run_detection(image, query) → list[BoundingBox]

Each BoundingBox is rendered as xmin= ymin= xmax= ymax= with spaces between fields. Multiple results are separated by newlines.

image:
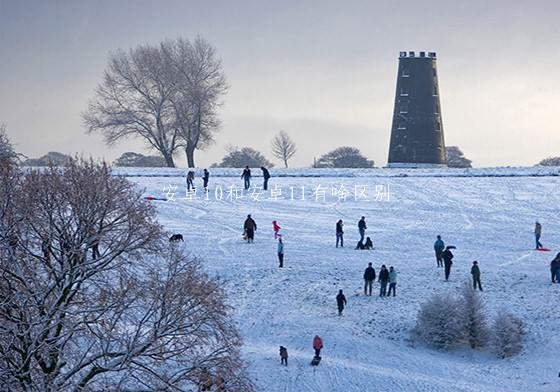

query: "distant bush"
xmin=537 ymin=156 xmax=560 ymax=166
xmin=213 ymin=146 xmax=273 ymax=168
xmin=22 ymin=151 xmax=72 ymax=167
xmin=446 ymin=146 xmax=472 ymax=168
xmin=113 ymin=152 xmax=167 ymax=167
xmin=0 ymin=124 xmax=21 ymax=166
xmin=492 ymin=311 xmax=526 ymax=358
xmin=313 ymin=147 xmax=374 ymax=168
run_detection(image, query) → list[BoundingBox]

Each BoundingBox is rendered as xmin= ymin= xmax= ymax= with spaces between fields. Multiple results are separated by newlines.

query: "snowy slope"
xmin=130 ymin=170 xmax=560 ymax=392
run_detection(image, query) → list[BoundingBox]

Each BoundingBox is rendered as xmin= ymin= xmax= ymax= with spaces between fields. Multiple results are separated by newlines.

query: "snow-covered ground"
xmin=130 ymin=169 xmax=560 ymax=392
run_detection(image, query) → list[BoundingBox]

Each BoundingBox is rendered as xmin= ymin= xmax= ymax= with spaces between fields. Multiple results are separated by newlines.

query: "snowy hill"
xmin=130 ymin=169 xmax=560 ymax=392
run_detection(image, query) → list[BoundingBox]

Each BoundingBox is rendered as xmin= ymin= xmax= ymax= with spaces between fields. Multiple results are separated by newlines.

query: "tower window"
xmin=400 ymin=101 xmax=408 ymax=114
xmin=400 ymin=88 xmax=409 ymax=97
xmin=401 ymin=68 xmax=410 ymax=77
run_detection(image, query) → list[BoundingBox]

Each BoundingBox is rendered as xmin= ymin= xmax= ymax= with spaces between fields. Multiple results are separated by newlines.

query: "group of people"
xmin=186 ymin=169 xmax=209 ymax=192
xmin=335 ymin=217 xmax=374 ymax=250
xmin=185 ymin=166 xmax=272 ymax=194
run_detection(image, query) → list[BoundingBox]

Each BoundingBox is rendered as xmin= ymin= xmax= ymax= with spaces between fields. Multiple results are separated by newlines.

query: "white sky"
xmin=1 ymin=0 xmax=559 ymax=167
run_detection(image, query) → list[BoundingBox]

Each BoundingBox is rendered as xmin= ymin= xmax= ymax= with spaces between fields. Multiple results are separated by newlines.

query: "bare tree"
xmin=161 ymin=37 xmax=228 ymax=168
xmin=0 ymin=160 xmax=253 ymax=391
xmin=83 ymin=45 xmax=180 ymax=167
xmin=0 ymin=124 xmax=22 ymax=166
xmin=271 ymin=130 xmax=297 ymax=168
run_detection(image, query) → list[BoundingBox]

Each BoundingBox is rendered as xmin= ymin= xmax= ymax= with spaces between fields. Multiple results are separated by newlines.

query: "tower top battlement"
xmin=399 ymin=51 xmax=437 ymax=59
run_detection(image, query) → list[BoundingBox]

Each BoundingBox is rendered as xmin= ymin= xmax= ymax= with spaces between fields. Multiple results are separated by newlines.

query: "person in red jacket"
xmin=272 ymin=220 xmax=281 ymax=239
xmin=313 ymin=335 xmax=323 ymax=358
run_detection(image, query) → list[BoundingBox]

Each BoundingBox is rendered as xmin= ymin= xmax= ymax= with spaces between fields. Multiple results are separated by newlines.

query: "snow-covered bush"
xmin=412 ymin=293 xmax=465 ymax=349
xmin=461 ymin=283 xmax=490 ymax=349
xmin=492 ymin=311 xmax=526 ymax=358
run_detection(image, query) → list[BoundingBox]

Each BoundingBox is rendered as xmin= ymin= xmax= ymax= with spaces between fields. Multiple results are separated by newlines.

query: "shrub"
xmin=492 ymin=311 xmax=526 ymax=358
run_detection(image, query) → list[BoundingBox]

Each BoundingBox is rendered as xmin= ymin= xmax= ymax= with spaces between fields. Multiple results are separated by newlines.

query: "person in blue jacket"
xmin=434 ymin=235 xmax=445 ymax=267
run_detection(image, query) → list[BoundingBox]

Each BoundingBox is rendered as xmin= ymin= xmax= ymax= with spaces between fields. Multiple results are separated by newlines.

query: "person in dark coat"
xmin=358 ymin=216 xmax=367 ymax=243
xmin=471 ymin=260 xmax=482 ymax=291
xmin=336 ymin=219 xmax=344 ymax=248
xmin=378 ymin=265 xmax=389 ymax=297
xmin=243 ymin=214 xmax=257 ymax=243
xmin=364 ymin=237 xmax=373 ymax=250
xmin=261 ymin=167 xmax=271 ymax=190
xmin=277 ymin=236 xmax=284 ymax=268
xmin=363 ymin=262 xmax=376 ymax=296
xmin=279 ymin=346 xmax=288 ymax=366
xmin=535 ymin=221 xmax=543 ymax=250
xmin=551 ymin=253 xmax=560 ymax=283
xmin=336 ymin=289 xmax=347 ymax=316
xmin=202 ymin=169 xmax=209 ymax=192
xmin=241 ymin=166 xmax=251 ymax=190
xmin=442 ymin=246 xmax=455 ymax=281
xmin=434 ymin=235 xmax=445 ymax=267
xmin=186 ymin=171 xmax=195 ymax=191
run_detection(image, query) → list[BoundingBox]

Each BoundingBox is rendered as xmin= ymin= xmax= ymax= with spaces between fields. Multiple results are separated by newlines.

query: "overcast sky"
xmin=1 ymin=0 xmax=559 ymax=167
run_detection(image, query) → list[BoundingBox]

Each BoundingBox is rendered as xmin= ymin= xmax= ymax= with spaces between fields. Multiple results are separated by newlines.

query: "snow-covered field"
xmin=130 ymin=169 xmax=560 ymax=392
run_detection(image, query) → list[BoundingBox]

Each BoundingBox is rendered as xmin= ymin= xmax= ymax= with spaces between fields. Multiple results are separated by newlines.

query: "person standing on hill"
xmin=277 ymin=236 xmax=284 ymax=268
xmin=471 ymin=261 xmax=482 ymax=291
xmin=442 ymin=246 xmax=455 ymax=281
xmin=202 ymin=169 xmax=209 ymax=192
xmin=241 ymin=166 xmax=251 ymax=190
xmin=243 ymin=214 xmax=257 ymax=243
xmin=363 ymin=262 xmax=376 ymax=296
xmin=358 ymin=216 xmax=367 ymax=243
xmin=551 ymin=253 xmax=560 ymax=283
xmin=434 ymin=235 xmax=445 ymax=267
xmin=388 ymin=266 xmax=397 ymax=297
xmin=336 ymin=289 xmax=347 ymax=316
xmin=535 ymin=221 xmax=543 ymax=250
xmin=279 ymin=346 xmax=288 ymax=366
xmin=261 ymin=166 xmax=271 ymax=190
xmin=378 ymin=265 xmax=389 ymax=297
xmin=186 ymin=171 xmax=195 ymax=192
xmin=336 ymin=219 xmax=344 ymax=248
xmin=313 ymin=335 xmax=323 ymax=358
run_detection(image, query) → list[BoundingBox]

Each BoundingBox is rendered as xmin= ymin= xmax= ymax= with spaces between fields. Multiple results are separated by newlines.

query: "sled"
xmin=144 ymin=196 xmax=168 ymax=201
xmin=310 ymin=356 xmax=321 ymax=366
xmin=537 ymin=248 xmax=552 ymax=252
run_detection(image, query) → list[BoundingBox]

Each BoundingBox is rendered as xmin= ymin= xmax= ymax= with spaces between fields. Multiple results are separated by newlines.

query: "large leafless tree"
xmin=271 ymin=130 xmax=296 ymax=168
xmin=0 ymin=160 xmax=253 ymax=391
xmin=83 ymin=36 xmax=227 ymax=168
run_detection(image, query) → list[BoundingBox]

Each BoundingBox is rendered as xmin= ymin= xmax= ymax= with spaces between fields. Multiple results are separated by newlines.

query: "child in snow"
xmin=279 ymin=346 xmax=288 ymax=365
xmin=471 ymin=261 xmax=482 ymax=291
xmin=277 ymin=236 xmax=284 ymax=268
xmin=313 ymin=335 xmax=323 ymax=358
xmin=388 ymin=266 xmax=397 ymax=297
xmin=272 ymin=220 xmax=281 ymax=239
xmin=336 ymin=289 xmax=347 ymax=315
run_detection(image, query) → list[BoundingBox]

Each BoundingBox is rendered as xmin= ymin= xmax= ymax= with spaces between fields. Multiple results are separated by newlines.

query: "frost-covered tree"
xmin=446 ymin=146 xmax=472 ymax=168
xmin=313 ymin=146 xmax=374 ymax=168
xmin=113 ymin=151 xmax=167 ymax=167
xmin=0 ymin=160 xmax=253 ymax=391
xmin=461 ymin=283 xmax=490 ymax=349
xmin=271 ymin=130 xmax=296 ymax=168
xmin=214 ymin=146 xmax=273 ymax=168
xmin=21 ymin=151 xmax=72 ymax=167
xmin=0 ymin=124 xmax=21 ymax=166
xmin=538 ymin=156 xmax=560 ymax=166
xmin=412 ymin=293 xmax=465 ymax=349
xmin=492 ymin=311 xmax=526 ymax=358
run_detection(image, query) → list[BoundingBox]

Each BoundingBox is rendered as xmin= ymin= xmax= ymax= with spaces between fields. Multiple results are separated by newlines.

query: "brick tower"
xmin=387 ymin=51 xmax=447 ymax=167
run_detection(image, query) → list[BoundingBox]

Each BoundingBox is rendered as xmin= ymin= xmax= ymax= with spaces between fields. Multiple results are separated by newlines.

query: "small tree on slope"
xmin=461 ymin=283 xmax=490 ymax=349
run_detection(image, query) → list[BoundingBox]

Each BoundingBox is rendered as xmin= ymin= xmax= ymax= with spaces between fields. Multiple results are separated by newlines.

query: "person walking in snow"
xmin=272 ymin=220 xmax=281 ymax=239
xmin=186 ymin=171 xmax=195 ymax=192
xmin=388 ymin=266 xmax=397 ymax=297
xmin=336 ymin=219 xmax=344 ymax=248
xmin=535 ymin=221 xmax=543 ymax=250
xmin=336 ymin=289 xmax=347 ymax=316
xmin=313 ymin=335 xmax=323 ymax=358
xmin=279 ymin=346 xmax=288 ymax=366
xmin=358 ymin=216 xmax=367 ymax=243
xmin=551 ymin=253 xmax=560 ymax=283
xmin=378 ymin=265 xmax=389 ymax=297
xmin=277 ymin=236 xmax=284 ymax=268
xmin=241 ymin=166 xmax=251 ymax=190
xmin=202 ymin=169 xmax=209 ymax=192
xmin=434 ymin=235 xmax=445 ymax=267
xmin=261 ymin=166 xmax=271 ymax=190
xmin=363 ymin=262 xmax=376 ymax=296
xmin=471 ymin=261 xmax=483 ymax=291
xmin=442 ymin=246 xmax=455 ymax=281
xmin=243 ymin=214 xmax=257 ymax=243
